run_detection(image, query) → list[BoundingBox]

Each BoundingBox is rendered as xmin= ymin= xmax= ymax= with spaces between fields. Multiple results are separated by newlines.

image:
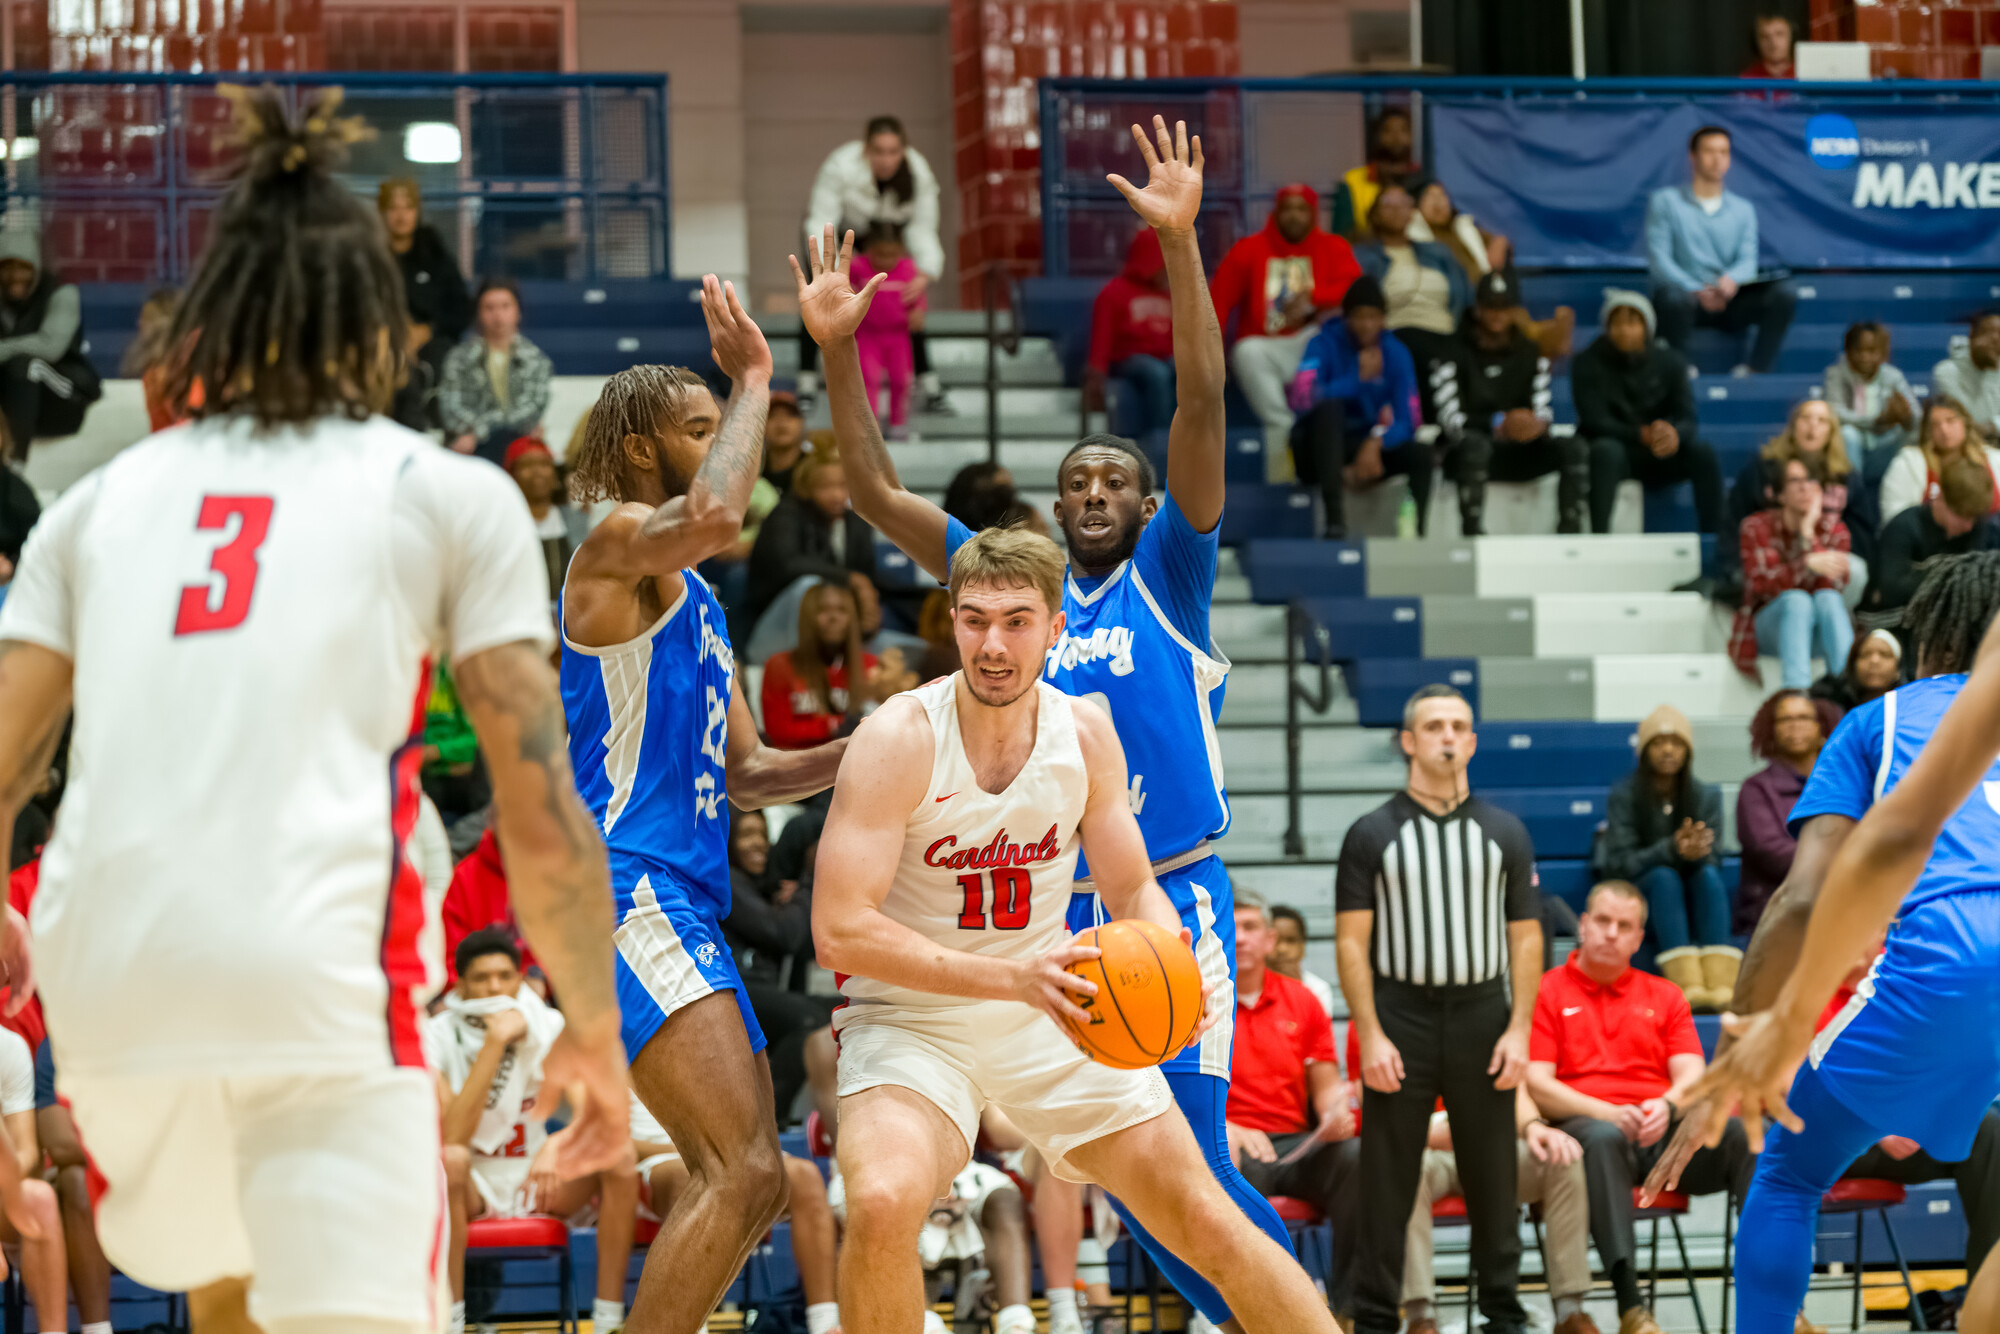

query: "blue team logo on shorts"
xmin=1806 ymin=113 xmax=1861 ymax=170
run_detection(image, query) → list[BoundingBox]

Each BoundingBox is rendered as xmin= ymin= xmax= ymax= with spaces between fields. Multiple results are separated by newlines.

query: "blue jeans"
xmin=1111 ymin=354 xmax=1176 ymax=437
xmin=1753 ymin=587 xmax=1853 ymax=690
xmin=1636 ymin=863 xmax=1731 ymax=950
xmin=1842 ymin=422 xmax=1913 ymax=489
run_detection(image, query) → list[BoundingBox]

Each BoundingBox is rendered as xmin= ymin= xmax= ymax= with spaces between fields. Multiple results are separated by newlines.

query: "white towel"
xmin=430 ymin=988 xmax=566 ymax=1155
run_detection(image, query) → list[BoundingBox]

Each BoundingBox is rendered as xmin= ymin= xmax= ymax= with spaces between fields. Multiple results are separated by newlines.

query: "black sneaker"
xmin=923 ymin=389 xmax=958 ymax=416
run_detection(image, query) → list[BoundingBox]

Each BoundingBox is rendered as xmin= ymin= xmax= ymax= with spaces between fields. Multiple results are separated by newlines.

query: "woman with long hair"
xmin=760 ymin=579 xmax=882 ymax=749
xmin=1722 ymin=397 xmax=1876 ymax=597
xmin=1880 ymin=394 xmax=2000 ymax=523
xmin=1595 ymin=705 xmax=1735 ymax=1010
xmin=376 ymin=175 xmax=471 ymax=425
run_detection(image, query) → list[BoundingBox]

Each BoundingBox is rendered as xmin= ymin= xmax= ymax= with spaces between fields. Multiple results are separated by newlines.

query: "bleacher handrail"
xmin=1284 ymin=599 xmax=1337 ymax=861
xmin=982 ymin=265 xmax=1024 ymax=466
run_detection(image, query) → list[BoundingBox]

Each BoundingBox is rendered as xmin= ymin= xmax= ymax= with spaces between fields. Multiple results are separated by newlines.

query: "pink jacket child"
xmin=851 ymin=229 xmax=925 ymax=436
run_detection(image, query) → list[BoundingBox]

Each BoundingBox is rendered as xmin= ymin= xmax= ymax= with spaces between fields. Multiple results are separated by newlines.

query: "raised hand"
xmin=789 ymin=225 xmax=888 ymax=347
xmin=700 ymin=273 xmax=773 ymax=385
xmin=1107 ymin=115 xmax=1204 ymax=235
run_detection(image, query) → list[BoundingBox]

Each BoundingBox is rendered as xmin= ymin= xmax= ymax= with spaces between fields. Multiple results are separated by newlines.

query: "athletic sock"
xmin=445 ymin=1303 xmax=465 ymax=1334
xmin=994 ymin=1303 xmax=1036 ymax=1334
xmin=1554 ymin=1293 xmax=1588 ymax=1322
xmin=922 ymin=1310 xmax=949 ymax=1334
xmin=591 ymin=1297 xmax=625 ymax=1330
xmin=1046 ymin=1287 xmax=1083 ymax=1334
xmin=1077 ymin=1237 xmax=1109 ymax=1287
xmin=1404 ymin=1297 xmax=1435 ymax=1325
xmin=81 ymin=1325 xmax=113 ymax=1334
xmin=806 ymin=1302 xmax=840 ymax=1334
xmin=1610 ymin=1259 xmax=1644 ymax=1315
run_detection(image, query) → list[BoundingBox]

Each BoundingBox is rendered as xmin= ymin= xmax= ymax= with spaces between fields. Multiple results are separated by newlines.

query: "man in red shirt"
xmin=1741 ymin=12 xmax=1795 ymax=79
xmin=1527 ymin=881 xmax=1753 ymax=1334
xmin=1225 ymin=892 xmax=1361 ymax=1316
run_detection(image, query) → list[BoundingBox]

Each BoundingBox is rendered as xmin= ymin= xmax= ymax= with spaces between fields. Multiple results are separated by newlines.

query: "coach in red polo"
xmin=1525 ymin=881 xmax=1754 ymax=1334
xmin=1226 ymin=891 xmax=1361 ymax=1315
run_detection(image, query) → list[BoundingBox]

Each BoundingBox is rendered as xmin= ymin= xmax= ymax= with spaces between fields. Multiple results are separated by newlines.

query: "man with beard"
xmin=796 ymin=116 xmax=1298 ymax=1334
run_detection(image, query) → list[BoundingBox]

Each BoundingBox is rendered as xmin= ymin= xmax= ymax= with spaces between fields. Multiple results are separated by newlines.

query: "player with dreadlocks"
xmin=559 ymin=300 xmax=849 ymax=1334
xmin=1634 ymin=551 xmax=2000 ymax=1334
xmin=0 ymin=86 xmax=628 ymax=1334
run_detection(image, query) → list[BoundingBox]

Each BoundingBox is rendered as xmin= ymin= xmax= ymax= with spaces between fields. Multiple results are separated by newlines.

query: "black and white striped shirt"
xmin=1335 ymin=792 xmax=1538 ymax=987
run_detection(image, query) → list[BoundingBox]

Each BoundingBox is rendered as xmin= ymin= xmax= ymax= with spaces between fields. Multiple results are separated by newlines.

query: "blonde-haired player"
xmin=813 ymin=527 xmax=1338 ymax=1334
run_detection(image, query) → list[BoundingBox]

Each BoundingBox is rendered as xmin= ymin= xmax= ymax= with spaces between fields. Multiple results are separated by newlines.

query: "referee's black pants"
xmin=1356 ymin=977 xmax=1526 ymax=1334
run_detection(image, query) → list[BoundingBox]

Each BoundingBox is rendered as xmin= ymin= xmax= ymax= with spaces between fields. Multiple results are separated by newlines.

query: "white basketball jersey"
xmin=837 ymin=674 xmax=1090 ymax=1015
xmin=0 ymin=415 xmax=554 ymax=1081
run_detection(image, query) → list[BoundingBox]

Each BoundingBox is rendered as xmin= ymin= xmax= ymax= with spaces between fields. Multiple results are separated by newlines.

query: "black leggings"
xmin=1451 ymin=429 xmax=1592 ymax=535
xmin=800 ymin=325 xmax=930 ymax=378
xmin=1290 ymin=399 xmax=1434 ymax=538
xmin=745 ymin=985 xmax=838 ymax=1125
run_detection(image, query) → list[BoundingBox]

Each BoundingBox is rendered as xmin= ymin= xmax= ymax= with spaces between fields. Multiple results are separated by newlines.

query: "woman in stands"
xmin=1406 ymin=177 xmax=1572 ymax=359
xmin=759 ymin=578 xmax=911 ymax=750
xmin=378 ymin=177 xmax=471 ymax=425
xmin=1735 ymin=688 xmax=1840 ymax=937
xmin=1811 ymin=626 xmax=1903 ymax=715
xmin=1879 ymin=394 xmax=2000 ymax=524
xmin=1721 ymin=398 xmax=1877 ymax=602
xmin=1596 ymin=704 xmax=1737 ymax=1013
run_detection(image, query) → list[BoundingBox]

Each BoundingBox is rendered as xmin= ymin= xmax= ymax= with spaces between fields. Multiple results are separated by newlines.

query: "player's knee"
xmin=16 ymin=1178 xmax=56 ymax=1235
xmin=441 ymin=1143 xmax=471 ymax=1187
xmin=841 ymin=1170 xmax=933 ymax=1240
xmin=982 ymin=1185 xmax=1026 ymax=1238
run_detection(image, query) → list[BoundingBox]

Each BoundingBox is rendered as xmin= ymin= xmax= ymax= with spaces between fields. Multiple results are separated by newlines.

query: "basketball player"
xmin=1673 ymin=551 xmax=2000 ymax=1333
xmin=0 ymin=89 xmax=627 ymax=1334
xmin=814 ymin=525 xmax=1338 ymax=1334
xmin=798 ymin=116 xmax=1295 ymax=1334
xmin=559 ymin=288 xmax=847 ymax=1334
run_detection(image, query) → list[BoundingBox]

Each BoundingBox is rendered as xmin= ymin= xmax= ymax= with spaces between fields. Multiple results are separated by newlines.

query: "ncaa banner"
xmin=1431 ymin=96 xmax=2000 ymax=269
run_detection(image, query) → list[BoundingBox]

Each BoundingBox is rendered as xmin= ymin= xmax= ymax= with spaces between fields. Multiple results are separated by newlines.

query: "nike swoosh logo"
xmin=1562 ymin=1006 xmax=1582 ymax=1016
xmin=936 ymin=792 xmax=959 ymax=803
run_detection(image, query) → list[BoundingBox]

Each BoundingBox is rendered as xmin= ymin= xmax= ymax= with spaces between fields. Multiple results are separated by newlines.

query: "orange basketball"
xmin=1058 ymin=919 xmax=1205 ymax=1069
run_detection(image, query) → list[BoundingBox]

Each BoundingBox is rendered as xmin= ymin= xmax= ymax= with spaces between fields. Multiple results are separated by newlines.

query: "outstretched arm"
xmin=725 ymin=675 xmax=847 ymax=809
xmin=1107 ymin=117 xmax=1223 ymax=534
xmin=792 ymin=227 xmax=952 ymax=580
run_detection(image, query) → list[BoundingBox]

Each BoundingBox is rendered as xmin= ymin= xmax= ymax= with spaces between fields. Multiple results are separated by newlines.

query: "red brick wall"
xmin=1808 ymin=0 xmax=1998 ymax=79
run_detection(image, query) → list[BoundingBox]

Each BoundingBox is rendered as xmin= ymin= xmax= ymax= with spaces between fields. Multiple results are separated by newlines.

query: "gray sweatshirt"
xmin=0 ymin=228 xmax=80 ymax=366
xmin=1933 ymin=352 xmax=2000 ymax=437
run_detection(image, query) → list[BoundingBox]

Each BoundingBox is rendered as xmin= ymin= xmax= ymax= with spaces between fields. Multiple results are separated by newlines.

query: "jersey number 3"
xmin=175 ymin=496 xmax=275 ymax=636
xmin=957 ymin=868 xmax=1032 ymax=931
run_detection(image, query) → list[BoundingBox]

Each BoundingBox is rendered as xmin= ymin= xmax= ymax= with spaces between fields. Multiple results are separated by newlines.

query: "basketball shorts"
xmin=835 ymin=999 xmax=1172 ymax=1182
xmin=62 ymin=1065 xmax=444 ymax=1330
xmin=612 ymin=856 xmax=765 ymax=1063
xmin=1807 ymin=888 xmax=2000 ymax=1160
xmin=1067 ymin=851 xmax=1235 ymax=1079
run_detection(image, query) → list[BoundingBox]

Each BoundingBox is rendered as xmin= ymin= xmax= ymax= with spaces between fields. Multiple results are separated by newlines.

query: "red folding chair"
xmin=1718 ymin=1179 xmax=1925 ymax=1334
xmin=466 ymin=1216 xmax=576 ymax=1333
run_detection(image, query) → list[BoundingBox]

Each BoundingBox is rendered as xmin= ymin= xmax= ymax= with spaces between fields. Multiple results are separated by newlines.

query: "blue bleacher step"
xmin=1294 ymin=596 xmax=1422 ymax=660
xmin=1343 ymin=656 xmax=1478 ymax=728
xmin=1219 ymin=485 xmax=1317 ymax=545
xmin=1480 ymin=788 xmax=1608 ymax=859
xmin=1468 ymin=720 xmax=1639 ymax=789
xmin=1239 ymin=538 xmax=1366 ymax=602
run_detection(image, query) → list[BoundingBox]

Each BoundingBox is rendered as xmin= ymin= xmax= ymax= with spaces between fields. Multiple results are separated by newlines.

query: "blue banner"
xmin=1432 ymin=96 xmax=2000 ymax=269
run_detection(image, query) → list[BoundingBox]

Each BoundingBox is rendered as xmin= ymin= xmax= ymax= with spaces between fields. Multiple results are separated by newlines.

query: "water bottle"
xmin=1396 ymin=492 xmax=1418 ymax=539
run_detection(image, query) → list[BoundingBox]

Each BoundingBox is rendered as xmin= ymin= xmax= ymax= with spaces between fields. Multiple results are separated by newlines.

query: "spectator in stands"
xmin=1596 ymin=704 xmax=1734 ymax=1011
xmin=421 ymin=662 xmax=489 ymax=837
xmin=1741 ymin=11 xmax=1796 ymax=77
xmin=1287 ymin=276 xmax=1427 ymax=540
xmin=1210 ymin=184 xmax=1362 ymax=456
xmin=1225 ymin=893 xmax=1361 ymax=1315
xmin=1442 ymin=271 xmax=1588 ymax=536
xmin=1824 ymin=322 xmax=1917 ymax=486
xmin=36 ymin=1088 xmax=107 ymax=1334
xmin=1880 ymin=395 xmax=2000 ymax=526
xmin=378 ymin=177 xmax=472 ymax=424
xmin=0 ymin=420 xmax=37 ymax=603
xmin=1933 ymin=311 xmax=2000 ymax=437
xmin=0 ymin=228 xmax=98 ymax=464
xmin=125 ymin=288 xmax=183 ymax=432
xmin=1086 ymin=227 xmax=1176 ymax=437
xmin=503 ymin=437 xmax=585 ymax=611
xmin=942 ymin=462 xmax=1018 ymax=532
xmin=801 ymin=115 xmax=948 ymax=416
xmin=0 ymin=1025 xmax=64 ymax=1334
xmin=913 ymin=588 xmax=959 ymax=682
xmin=760 ymin=579 xmax=907 ymax=749
xmin=1646 ymin=127 xmax=1796 ymax=377
xmin=1811 ymin=627 xmax=1904 ymax=714
xmin=1735 ymin=689 xmax=1839 ymax=936
xmin=1268 ymin=902 xmax=1338 ymax=1017
xmin=850 ymin=221 xmax=924 ymax=440
xmin=1526 ymin=881 xmax=1755 ymax=1334
xmin=1332 ymin=108 xmax=1420 ymax=239
xmin=1863 ymin=454 xmax=1999 ymax=623
xmin=440 ymin=276 xmax=553 ymax=465
xmin=1720 ymin=399 xmax=1875 ymax=603
xmin=432 ymin=930 xmax=638 ymax=1334
xmin=1356 ymin=184 xmax=1471 ymax=423
xmin=1573 ymin=290 xmax=1724 ymax=534
xmin=764 ymin=392 xmax=809 ymax=494
xmin=1409 ymin=180 xmax=1574 ymax=359
xmin=1735 ymin=453 xmax=1854 ymax=690
xmin=441 ymin=828 xmax=538 ymax=989
xmin=744 ymin=449 xmax=880 ymax=663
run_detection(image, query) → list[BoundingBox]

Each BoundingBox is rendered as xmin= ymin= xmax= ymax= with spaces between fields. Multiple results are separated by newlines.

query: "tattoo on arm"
xmin=691 ymin=380 xmax=772 ymax=513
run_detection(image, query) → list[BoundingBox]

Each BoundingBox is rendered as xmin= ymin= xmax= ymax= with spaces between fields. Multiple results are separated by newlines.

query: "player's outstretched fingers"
xmin=1129 ymin=120 xmax=1161 ymax=170
xmin=1153 ymin=115 xmax=1173 ymax=164
xmin=1105 ymin=172 xmax=1142 ymax=205
xmin=1190 ymin=133 xmax=1205 ymax=174
xmin=836 ymin=227 xmax=858 ymax=274
xmin=1173 ymin=118 xmax=1188 ymax=164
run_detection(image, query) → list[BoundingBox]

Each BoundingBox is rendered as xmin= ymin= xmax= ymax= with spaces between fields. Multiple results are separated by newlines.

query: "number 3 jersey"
xmin=0 ymin=416 xmax=555 ymax=1081
xmin=837 ymin=674 xmax=1090 ymax=1018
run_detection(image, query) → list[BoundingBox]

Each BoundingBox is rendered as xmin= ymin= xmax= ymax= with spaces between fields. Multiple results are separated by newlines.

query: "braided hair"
xmin=161 ymin=86 xmax=405 ymax=428
xmin=566 ymin=363 xmax=712 ymax=505
xmin=1904 ymin=550 xmax=2000 ymax=677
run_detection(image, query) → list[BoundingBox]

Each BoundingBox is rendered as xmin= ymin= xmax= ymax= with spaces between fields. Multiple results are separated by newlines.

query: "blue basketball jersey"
xmin=560 ymin=570 xmax=734 ymax=914
xmin=1790 ymin=673 xmax=2000 ymax=913
xmin=946 ymin=492 xmax=1228 ymax=876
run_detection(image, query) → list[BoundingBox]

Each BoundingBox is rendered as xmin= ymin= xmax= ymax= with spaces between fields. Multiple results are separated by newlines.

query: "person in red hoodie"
xmin=1209 ymin=184 xmax=1362 ymax=461
xmin=1086 ymin=227 xmax=1177 ymax=437
xmin=440 ymin=828 xmax=539 ymax=986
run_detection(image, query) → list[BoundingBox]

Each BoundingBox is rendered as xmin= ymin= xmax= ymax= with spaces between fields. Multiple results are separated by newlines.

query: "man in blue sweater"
xmin=1646 ymin=126 xmax=1796 ymax=376
xmin=1288 ymin=275 xmax=1427 ymax=539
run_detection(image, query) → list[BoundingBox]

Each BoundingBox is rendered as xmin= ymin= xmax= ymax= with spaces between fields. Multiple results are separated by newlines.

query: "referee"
xmin=1336 ymin=685 xmax=1544 ymax=1334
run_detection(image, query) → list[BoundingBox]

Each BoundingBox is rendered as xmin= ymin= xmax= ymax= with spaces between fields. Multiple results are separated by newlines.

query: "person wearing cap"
xmin=1209 ymin=185 xmax=1362 ymax=461
xmin=1646 ymin=126 xmax=1796 ymax=377
xmin=1594 ymin=704 xmax=1735 ymax=1011
xmin=503 ymin=437 xmax=588 ymax=609
xmin=1572 ymin=289 xmax=1724 ymax=534
xmin=1438 ymin=270 xmax=1589 ymax=535
xmin=1353 ymin=183 xmax=1471 ymax=426
xmin=1287 ymin=276 xmax=1425 ymax=540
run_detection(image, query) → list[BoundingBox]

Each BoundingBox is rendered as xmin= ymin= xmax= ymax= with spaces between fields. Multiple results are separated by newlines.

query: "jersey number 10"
xmin=957 ymin=868 xmax=1032 ymax=931
xmin=175 ymin=496 xmax=275 ymax=636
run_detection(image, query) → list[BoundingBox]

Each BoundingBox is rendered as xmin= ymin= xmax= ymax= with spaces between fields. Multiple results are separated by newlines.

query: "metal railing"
xmin=0 ymin=70 xmax=669 ymax=286
xmin=981 ymin=264 xmax=1023 ymax=466
xmin=1283 ymin=598 xmax=1337 ymax=861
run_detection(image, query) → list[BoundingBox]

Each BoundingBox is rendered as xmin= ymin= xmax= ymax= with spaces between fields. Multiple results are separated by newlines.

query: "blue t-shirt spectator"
xmin=1645 ymin=187 xmax=1759 ymax=294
